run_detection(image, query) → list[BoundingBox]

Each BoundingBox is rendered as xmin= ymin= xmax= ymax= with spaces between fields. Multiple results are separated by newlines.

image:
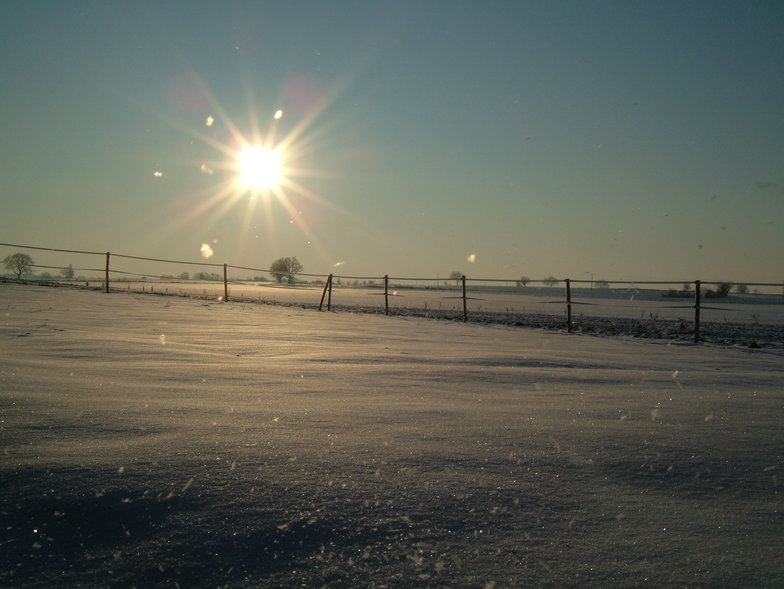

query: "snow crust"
xmin=2 ymin=284 xmax=782 ymax=587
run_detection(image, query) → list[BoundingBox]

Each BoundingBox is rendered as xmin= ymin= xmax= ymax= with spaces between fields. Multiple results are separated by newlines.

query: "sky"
xmin=1 ymin=1 xmax=782 ymax=284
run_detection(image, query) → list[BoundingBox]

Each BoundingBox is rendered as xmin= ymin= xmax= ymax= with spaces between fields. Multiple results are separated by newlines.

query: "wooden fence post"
xmin=105 ymin=252 xmax=110 ymax=293
xmin=318 ymin=274 xmax=331 ymax=311
xmin=694 ymin=280 xmax=701 ymax=343
xmin=327 ymin=273 xmax=333 ymax=311
xmin=566 ymin=278 xmax=572 ymax=333
xmin=223 ymin=264 xmax=229 ymax=302
xmin=462 ymin=275 xmax=468 ymax=322
xmin=384 ymin=275 xmax=389 ymax=315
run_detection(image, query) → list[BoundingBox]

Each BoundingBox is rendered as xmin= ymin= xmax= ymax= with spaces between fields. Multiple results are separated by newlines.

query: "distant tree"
xmin=40 ymin=272 xmax=52 ymax=279
xmin=270 ymin=256 xmax=302 ymax=283
xmin=449 ymin=271 xmax=463 ymax=285
xmin=682 ymin=283 xmax=692 ymax=292
xmin=735 ymin=284 xmax=749 ymax=294
xmin=717 ymin=282 xmax=733 ymax=297
xmin=543 ymin=276 xmax=558 ymax=287
xmin=178 ymin=271 xmax=190 ymax=280
xmin=3 ymin=253 xmax=34 ymax=278
xmin=518 ymin=276 xmax=530 ymax=287
xmin=595 ymin=280 xmax=610 ymax=289
xmin=61 ymin=264 xmax=75 ymax=280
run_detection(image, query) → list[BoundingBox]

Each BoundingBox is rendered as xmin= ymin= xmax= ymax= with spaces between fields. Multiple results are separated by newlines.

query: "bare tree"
xmin=3 ymin=253 xmax=34 ymax=278
xmin=717 ymin=282 xmax=733 ymax=297
xmin=270 ymin=257 xmax=303 ymax=283
xmin=61 ymin=264 xmax=75 ymax=280
xmin=518 ymin=276 xmax=530 ymax=287
xmin=543 ymin=276 xmax=558 ymax=287
xmin=448 ymin=271 xmax=463 ymax=286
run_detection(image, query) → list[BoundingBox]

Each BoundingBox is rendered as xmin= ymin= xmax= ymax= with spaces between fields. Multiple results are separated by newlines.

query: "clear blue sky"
xmin=1 ymin=1 xmax=782 ymax=283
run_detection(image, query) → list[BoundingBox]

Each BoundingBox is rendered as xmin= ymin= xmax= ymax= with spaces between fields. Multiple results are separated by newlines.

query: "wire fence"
xmin=2 ymin=241 xmax=783 ymax=347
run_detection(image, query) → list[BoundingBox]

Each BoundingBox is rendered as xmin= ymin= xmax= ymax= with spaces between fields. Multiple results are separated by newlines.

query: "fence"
xmin=2 ymin=241 xmax=783 ymax=347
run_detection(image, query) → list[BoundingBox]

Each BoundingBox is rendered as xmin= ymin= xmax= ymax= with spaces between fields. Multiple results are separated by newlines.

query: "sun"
xmin=237 ymin=145 xmax=282 ymax=189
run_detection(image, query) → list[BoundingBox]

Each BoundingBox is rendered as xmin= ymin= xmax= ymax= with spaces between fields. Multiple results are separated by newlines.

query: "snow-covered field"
xmin=2 ymin=283 xmax=782 ymax=587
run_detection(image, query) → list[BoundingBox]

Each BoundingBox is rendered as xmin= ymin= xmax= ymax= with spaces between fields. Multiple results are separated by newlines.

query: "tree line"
xmin=0 ymin=252 xmax=757 ymax=296
xmin=2 ymin=253 xmax=76 ymax=280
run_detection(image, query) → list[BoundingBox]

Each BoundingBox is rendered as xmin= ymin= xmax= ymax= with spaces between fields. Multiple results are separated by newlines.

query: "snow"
xmin=1 ymin=283 xmax=782 ymax=587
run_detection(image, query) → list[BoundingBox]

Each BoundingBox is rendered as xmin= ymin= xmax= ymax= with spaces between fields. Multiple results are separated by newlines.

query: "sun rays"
xmin=123 ymin=34 xmax=384 ymax=274
xmin=146 ymin=77 xmax=345 ymax=267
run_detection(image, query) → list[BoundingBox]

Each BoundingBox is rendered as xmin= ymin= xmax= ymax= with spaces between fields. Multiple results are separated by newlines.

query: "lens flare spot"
xmin=274 ymin=109 xmax=283 ymax=120
xmin=200 ymin=243 xmax=214 ymax=259
xmin=206 ymin=116 xmax=214 ymax=127
xmin=467 ymin=254 xmax=477 ymax=263
xmin=153 ymin=171 xmax=163 ymax=177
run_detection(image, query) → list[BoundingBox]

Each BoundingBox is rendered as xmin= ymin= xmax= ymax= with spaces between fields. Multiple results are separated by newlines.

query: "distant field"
xmin=105 ymin=280 xmax=784 ymax=325
xmin=45 ymin=279 xmax=784 ymax=348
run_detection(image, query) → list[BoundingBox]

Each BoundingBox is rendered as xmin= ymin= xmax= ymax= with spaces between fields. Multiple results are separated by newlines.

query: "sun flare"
xmin=237 ymin=146 xmax=282 ymax=190
xmin=157 ymin=91 xmax=349 ymax=271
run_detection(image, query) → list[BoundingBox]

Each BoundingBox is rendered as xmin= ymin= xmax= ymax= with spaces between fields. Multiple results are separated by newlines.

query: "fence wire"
xmin=2 ymin=242 xmax=783 ymax=347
